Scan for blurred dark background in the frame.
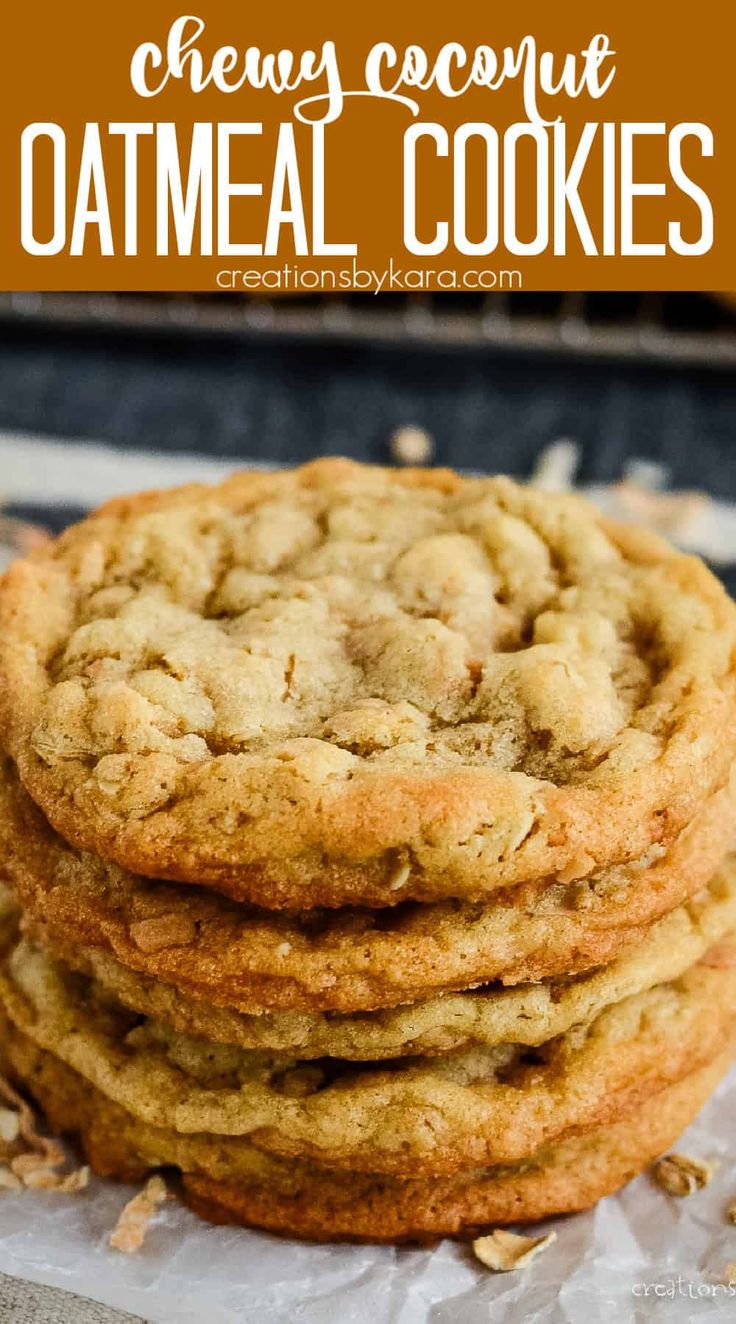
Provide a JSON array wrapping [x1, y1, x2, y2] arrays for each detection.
[[0, 291, 734, 545], [0, 291, 733, 477]]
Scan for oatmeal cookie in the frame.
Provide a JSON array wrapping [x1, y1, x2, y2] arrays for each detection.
[[1, 929, 733, 1175], [2, 460, 736, 906], [2, 757, 734, 1014], [1, 1013, 730, 1241], [181, 1053, 733, 1240], [41, 868, 736, 1058]]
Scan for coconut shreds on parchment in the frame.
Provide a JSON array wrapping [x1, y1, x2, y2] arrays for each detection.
[[109, 1176, 170, 1254], [0, 1071, 173, 1252], [0, 1074, 89, 1193]]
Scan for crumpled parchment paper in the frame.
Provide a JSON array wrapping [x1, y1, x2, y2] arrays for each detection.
[[0, 1067, 733, 1324]]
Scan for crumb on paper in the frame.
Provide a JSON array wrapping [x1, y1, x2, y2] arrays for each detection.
[[54, 1165, 90, 1192], [725, 1198, 736, 1225], [529, 439, 580, 492], [0, 1073, 67, 1168], [0, 1072, 89, 1192], [109, 1175, 169, 1254], [10, 1153, 89, 1191], [11, 1151, 64, 1183], [390, 425, 435, 466], [650, 1153, 715, 1197], [472, 1228, 557, 1272], [724, 1263, 736, 1287]]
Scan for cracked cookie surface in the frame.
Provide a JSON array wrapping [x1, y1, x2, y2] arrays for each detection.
[[2, 459, 736, 905]]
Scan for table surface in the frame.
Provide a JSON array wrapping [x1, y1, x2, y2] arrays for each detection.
[[0, 1272, 143, 1323]]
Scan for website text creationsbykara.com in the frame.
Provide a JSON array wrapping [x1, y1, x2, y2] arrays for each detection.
[[214, 261, 523, 291]]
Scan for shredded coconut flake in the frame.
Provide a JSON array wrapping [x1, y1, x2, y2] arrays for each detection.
[[109, 1175, 169, 1254], [530, 440, 580, 492], [0, 1072, 89, 1192], [472, 1228, 557, 1272], [389, 425, 435, 467], [651, 1152, 715, 1197]]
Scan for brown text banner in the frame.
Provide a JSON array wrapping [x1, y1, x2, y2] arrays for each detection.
[[0, 2, 733, 291]]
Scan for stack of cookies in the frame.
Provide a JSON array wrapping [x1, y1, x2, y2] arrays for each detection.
[[0, 458, 735, 1242]]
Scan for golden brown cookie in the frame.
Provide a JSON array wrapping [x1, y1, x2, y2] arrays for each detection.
[[3, 460, 736, 907], [1, 1011, 730, 1242], [181, 1050, 733, 1241], [40, 866, 736, 1058], [2, 756, 735, 1014], [2, 926, 734, 1176]]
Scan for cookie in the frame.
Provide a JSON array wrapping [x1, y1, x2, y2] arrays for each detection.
[[3, 756, 735, 1014], [2, 927, 734, 1175], [40, 867, 736, 1058], [1, 1012, 730, 1241], [2, 459, 736, 907], [181, 1052, 733, 1241]]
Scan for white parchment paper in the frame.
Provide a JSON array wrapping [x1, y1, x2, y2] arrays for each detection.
[[0, 1067, 733, 1324]]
